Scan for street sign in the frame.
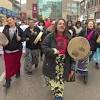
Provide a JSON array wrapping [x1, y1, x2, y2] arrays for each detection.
[[0, 7, 17, 17], [32, 4, 38, 18]]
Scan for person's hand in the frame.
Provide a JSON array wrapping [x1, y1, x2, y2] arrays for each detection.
[[52, 48, 59, 54], [68, 70, 75, 81], [0, 43, 7, 47], [26, 37, 29, 41], [16, 32, 21, 41], [0, 43, 3, 47], [30, 28, 34, 33]]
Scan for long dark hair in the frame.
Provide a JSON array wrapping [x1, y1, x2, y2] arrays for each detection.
[[53, 18, 67, 35], [66, 20, 73, 28], [87, 20, 95, 29]]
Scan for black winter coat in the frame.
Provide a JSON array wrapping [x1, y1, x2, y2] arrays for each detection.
[[42, 32, 75, 81], [25, 26, 41, 49], [3, 25, 25, 51]]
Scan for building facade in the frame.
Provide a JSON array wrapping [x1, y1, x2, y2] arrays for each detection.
[[26, 0, 62, 20], [62, 0, 80, 21], [0, 0, 20, 19], [38, 0, 62, 20], [25, 0, 81, 20], [0, 0, 12, 21], [26, 0, 38, 19], [80, 0, 100, 22], [0, 0, 12, 10], [11, 0, 21, 14]]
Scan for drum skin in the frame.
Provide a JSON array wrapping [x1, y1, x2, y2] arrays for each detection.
[[96, 35, 100, 43], [0, 32, 9, 47], [67, 36, 90, 60], [33, 31, 43, 44]]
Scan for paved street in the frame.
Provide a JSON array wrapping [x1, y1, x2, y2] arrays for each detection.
[[0, 55, 100, 100], [1, 0, 100, 100]]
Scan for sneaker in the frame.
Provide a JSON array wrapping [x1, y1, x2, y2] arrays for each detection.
[[95, 62, 99, 69], [35, 64, 38, 69], [16, 72, 20, 78], [3, 79, 11, 89], [55, 96, 63, 100], [26, 71, 33, 75]]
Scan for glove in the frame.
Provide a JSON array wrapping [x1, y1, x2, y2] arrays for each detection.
[[52, 48, 59, 54]]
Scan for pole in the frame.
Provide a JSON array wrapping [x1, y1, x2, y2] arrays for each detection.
[[19, 0, 21, 20], [20, 0, 21, 12], [85, 0, 88, 21], [77, 2, 79, 21], [70, 0, 72, 20]]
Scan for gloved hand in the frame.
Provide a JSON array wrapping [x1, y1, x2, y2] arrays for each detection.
[[52, 48, 59, 54]]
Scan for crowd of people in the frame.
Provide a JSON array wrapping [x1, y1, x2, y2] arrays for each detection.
[[0, 16, 100, 100]]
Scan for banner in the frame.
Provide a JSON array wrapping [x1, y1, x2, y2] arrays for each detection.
[[0, 7, 17, 17], [32, 4, 38, 18]]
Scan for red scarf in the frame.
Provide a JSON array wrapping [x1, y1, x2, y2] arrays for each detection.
[[55, 33, 68, 55]]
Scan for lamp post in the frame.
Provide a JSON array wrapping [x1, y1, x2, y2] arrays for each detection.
[[85, 0, 88, 21], [20, 0, 21, 12], [76, 1, 79, 21]]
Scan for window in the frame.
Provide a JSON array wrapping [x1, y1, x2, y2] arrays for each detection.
[[95, 0, 98, 6], [38, 0, 62, 19], [91, 0, 94, 6]]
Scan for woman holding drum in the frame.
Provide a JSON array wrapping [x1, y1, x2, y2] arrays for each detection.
[[42, 18, 75, 100], [75, 20, 97, 83]]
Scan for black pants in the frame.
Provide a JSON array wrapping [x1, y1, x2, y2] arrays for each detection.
[[89, 51, 95, 62]]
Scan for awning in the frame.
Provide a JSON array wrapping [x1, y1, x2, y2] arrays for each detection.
[[0, 7, 18, 17]]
